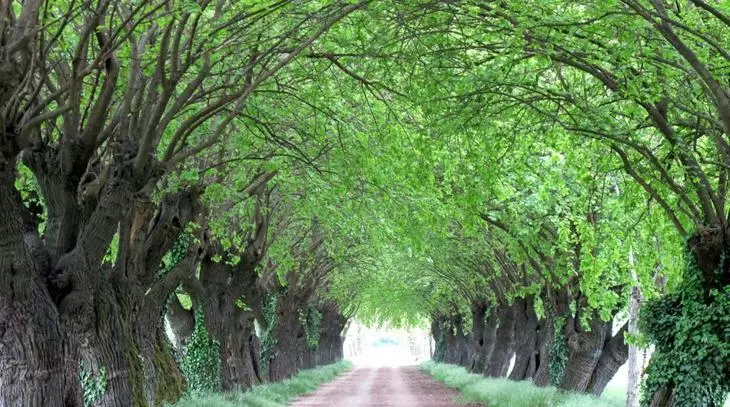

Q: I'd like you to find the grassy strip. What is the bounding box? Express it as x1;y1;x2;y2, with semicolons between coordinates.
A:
421;361;625;407
171;360;352;407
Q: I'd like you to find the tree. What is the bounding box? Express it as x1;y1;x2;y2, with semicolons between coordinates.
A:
0;1;363;404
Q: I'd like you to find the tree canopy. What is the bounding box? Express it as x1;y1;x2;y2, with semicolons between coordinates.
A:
1;1;729;406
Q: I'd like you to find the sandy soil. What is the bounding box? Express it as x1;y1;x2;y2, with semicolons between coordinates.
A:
289;366;481;406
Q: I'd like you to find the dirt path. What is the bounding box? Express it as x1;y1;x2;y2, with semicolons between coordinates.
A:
290;366;479;406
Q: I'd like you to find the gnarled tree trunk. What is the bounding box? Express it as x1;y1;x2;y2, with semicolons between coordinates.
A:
559;313;612;393
219;309;262;390
509;296;540;381
431;314;447;362
315;303;348;366
196;256;265;391
532;317;553;386
468;301;488;373
0;169;71;406
533;286;571;387
166;295;195;351
442;314;470;367
586;324;628;395
485;303;516;377
269;307;305;382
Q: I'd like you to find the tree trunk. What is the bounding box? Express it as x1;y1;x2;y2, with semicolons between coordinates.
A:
648;387;676;407
64;284;135;407
444;333;458;365
509;297;540;381
197;258;264;391
431;315;446;362
0;164;78;406
534;285;572;387
559;313;612;393
442;314;470;367
269;310;303;382
315;332;343;366
532;315;553;387
468;301;489;373
0;289;70;406
219;309;262;390
145;330;186;405
586;324;628;396
124;229;202;405
643;228;730;407
166;295;195;351
0;174;194;407
316;305;347;366
48;172;198;407
485;303;516;377
476;310;498;371
298;339;316;370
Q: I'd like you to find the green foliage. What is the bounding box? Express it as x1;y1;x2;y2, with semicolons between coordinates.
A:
300;307;323;350
78;362;108;407
170;361;352;407
548;316;568;386
10;0;730;401
641;249;730;406
160;234;191;277
259;293;280;377
181;311;221;395
421;362;623;407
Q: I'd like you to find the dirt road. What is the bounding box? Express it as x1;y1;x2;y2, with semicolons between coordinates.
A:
289;366;479;406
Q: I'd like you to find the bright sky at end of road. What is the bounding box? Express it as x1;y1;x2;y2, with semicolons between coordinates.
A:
343;321;432;367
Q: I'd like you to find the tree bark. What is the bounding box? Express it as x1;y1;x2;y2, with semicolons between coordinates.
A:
468;301;489;373
586;324;629;396
219;309;262;390
431;314;446;362
559;313;612;393
64;281;135;407
509;297;540;381
442;314;470;367
166;295;195;351
0;169;73;406
485;303;516;377
0;155;194;407
269;309;305;382
534;285;572;387
532;316;553;387
63;186;200;406
648;386;676;407
315;303;347;366
197;257;264;391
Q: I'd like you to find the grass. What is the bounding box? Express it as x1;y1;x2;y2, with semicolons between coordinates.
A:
170;360;352;407
421;361;625;407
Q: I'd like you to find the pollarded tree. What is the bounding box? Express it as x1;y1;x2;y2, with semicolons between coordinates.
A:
408;1;730;404
311;296;352;366
477;149;656;395
177;171;279;391
0;2;74;404
375;2;726;403
0;1;364;405
261;217;339;382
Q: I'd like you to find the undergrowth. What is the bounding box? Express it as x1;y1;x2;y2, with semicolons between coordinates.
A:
421;361;624;407
170;360;351;407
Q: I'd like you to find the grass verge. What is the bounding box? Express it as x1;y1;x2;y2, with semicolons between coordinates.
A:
171;360;352;407
421;361;625;407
